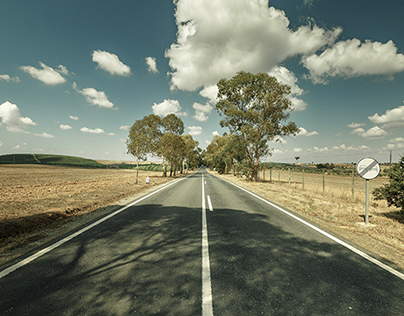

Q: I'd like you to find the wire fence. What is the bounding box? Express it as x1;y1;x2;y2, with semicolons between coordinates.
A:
257;168;389;200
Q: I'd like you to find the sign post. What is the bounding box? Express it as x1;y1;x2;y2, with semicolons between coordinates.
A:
356;157;380;224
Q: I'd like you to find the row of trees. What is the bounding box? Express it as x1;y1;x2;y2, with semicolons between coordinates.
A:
126;114;202;183
127;71;300;182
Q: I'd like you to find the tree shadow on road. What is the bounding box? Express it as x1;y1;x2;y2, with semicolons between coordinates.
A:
1;201;403;315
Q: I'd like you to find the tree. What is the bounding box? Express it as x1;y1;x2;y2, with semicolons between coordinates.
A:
161;114;184;176
158;133;186;176
205;134;246;175
126;114;162;183
182;134;201;171
373;155;404;212
216;71;299;181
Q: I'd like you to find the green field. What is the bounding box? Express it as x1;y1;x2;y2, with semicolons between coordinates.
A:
0;154;107;168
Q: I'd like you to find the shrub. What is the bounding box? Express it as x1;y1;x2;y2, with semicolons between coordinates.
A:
373;155;404;211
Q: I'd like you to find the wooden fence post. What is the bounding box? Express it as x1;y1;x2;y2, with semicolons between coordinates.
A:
352;168;355;199
302;169;305;190
289;168;291;187
323;169;325;192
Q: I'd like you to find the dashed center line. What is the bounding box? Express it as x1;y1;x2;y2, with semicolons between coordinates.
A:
202;172;213;316
207;195;213;212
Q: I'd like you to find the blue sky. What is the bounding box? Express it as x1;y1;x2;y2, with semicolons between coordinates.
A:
1;0;404;164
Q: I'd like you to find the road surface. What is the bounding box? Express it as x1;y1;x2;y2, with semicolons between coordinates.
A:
1;168;403;315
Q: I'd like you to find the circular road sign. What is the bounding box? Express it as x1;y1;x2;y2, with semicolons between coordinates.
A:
356;157;380;180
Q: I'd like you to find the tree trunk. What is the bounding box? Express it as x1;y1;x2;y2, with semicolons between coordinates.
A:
163;158;167;177
136;160;139;184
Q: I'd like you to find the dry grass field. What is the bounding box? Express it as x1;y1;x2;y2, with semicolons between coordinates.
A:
0;164;177;264
216;170;404;271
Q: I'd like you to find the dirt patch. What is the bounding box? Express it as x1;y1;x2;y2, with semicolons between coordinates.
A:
0;164;184;265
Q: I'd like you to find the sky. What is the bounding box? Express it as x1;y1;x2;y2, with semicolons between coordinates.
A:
1;0;404;164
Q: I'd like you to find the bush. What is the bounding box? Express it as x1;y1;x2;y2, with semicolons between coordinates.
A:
373;155;404;211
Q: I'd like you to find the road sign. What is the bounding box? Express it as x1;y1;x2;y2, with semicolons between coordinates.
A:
356;157;380;180
356;157;380;224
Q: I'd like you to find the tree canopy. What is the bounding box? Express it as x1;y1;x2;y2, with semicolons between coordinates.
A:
126;113;201;177
215;71;299;181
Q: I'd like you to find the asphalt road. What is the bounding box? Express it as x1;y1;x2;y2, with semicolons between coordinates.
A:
1;168;403;315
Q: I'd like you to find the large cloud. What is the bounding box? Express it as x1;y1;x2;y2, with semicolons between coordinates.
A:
302;39;404;84
165;0;341;91
92;50;131;76
20;62;68;85
0;101;37;133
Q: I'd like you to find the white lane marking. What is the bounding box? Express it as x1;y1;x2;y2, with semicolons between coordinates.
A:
215;174;404;281
202;172;214;315
207;195;213;212
0;177;186;280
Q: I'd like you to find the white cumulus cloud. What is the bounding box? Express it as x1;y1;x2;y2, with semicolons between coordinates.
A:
0;101;37;133
188;126;203;136
165;0;341;91
60;124;73;130
347;122;365;129
20;62;68;85
0;74;20;83
297;127;318;137
73;83;116;109
145;57;159;73
368;104;404;128
351;126;388;139
92;50;131;76
34;132;54;138
80;127;105;134
69;115;79;120
302;39;404;84
192;102;213;122
152;99;187;117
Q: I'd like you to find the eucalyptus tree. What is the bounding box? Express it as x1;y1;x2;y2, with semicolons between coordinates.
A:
158;132;186;176
216;71;299;181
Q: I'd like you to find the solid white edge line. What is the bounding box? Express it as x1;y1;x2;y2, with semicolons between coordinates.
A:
0;176;187;280
207;195;213;212
202;172;214;316
211;173;404;281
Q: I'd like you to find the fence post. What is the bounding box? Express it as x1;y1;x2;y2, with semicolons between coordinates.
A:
263;169;265;181
270;168;272;183
302;169;305;190
323;169;325;192
289;168;291;187
352;168;355;199
278;169;280;182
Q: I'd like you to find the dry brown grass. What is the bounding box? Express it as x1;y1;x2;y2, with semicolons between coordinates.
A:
0;164;181;264
215;170;404;271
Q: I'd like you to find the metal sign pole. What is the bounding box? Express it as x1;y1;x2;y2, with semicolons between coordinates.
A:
356;157;380;225
365;179;369;224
